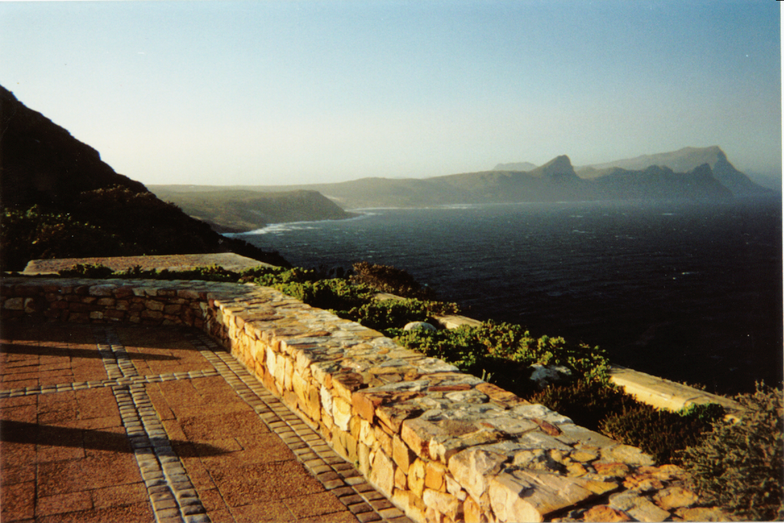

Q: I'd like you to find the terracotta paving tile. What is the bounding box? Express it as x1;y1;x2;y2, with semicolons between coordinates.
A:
231;500;296;523
62;415;123;431
1;405;37;423
287;491;353;519
90;482;149;509
0;480;36;521
207;508;237;523
0;463;36;485
0;395;37;408
36;490;93;517
35;501;155;523
198;487;231;512
82;426;133;455
37;444;86;463
1;441;36;468
179;411;265;442
1;378;38;389
75;388;118;419
37;453;142;496
301;512;360;523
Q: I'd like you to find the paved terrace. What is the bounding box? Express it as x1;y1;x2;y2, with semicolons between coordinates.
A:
2;254;735;522
1;322;407;523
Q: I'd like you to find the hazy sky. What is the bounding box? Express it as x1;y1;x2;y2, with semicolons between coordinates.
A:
1;0;780;186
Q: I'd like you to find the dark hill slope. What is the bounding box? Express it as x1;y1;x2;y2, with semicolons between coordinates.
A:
0;86;287;270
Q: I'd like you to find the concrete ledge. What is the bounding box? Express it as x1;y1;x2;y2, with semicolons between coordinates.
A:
1;277;723;523
609;365;743;418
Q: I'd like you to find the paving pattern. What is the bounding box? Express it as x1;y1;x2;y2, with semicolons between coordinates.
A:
1;323;411;523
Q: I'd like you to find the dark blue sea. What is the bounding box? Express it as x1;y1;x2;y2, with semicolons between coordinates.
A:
238;197;783;395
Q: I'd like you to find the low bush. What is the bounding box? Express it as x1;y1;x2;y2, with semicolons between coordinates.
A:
346;298;459;333
528;380;639;432
600;402;725;465
58;263;241;282
531;380;725;465
681;384;783;521
350;261;436;299
1;206;134;271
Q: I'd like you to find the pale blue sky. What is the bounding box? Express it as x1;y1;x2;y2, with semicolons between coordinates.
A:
1;0;780;186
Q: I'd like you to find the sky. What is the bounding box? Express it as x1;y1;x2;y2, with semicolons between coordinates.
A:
1;0;780;187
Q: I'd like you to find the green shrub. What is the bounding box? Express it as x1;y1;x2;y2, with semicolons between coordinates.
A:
350;261;436;299
58;263;116;279
57;263;243;282
271;279;375;313
347;298;460;333
248;266;322;286
391;326;483;372
1;206;133;271
681;384;784;521
529;380;639;432
600;402;725;465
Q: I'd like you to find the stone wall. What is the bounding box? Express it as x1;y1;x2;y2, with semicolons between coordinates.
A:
1;277;719;522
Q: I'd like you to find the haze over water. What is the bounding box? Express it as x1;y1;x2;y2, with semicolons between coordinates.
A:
241;197;782;395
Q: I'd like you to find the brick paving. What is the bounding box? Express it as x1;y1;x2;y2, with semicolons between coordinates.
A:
0;323;410;523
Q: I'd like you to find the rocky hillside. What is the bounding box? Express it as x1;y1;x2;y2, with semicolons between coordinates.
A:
0;86;288;270
149;187;357;233
575;146;772;197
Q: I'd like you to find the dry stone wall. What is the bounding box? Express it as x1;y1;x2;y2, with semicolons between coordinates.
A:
1;277;724;522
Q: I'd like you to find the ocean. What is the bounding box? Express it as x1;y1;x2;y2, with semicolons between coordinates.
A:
237;197;782;395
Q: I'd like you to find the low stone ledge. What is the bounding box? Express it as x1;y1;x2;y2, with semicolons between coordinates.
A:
609;365;743;419
1;277;715;523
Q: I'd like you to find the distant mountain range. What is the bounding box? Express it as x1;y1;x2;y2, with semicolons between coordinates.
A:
172;146;772;212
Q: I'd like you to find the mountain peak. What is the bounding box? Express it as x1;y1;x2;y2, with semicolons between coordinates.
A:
530;155;579;181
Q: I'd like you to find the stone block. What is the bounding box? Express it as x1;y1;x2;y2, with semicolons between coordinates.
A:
359;420;376;447
164;304;182;315
89;285;115;296
369;450;395;497
448;447;507;501
392;435;415;472
5;297;25;310
394;465;407;489
332;397;352;432
177;289;200;299
145;300;165;311
141;310;164;321
353;391;384;423
652;486;698;511
407;458;426;498
609;491;671;522
332;371;365;402
582;505;633;522
423;489;460;521
392;488;426;523
374;427;393;456
359;442;371;477
463;496;485;523
425;461;447;492
490;470;592;523
23;297;38;313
